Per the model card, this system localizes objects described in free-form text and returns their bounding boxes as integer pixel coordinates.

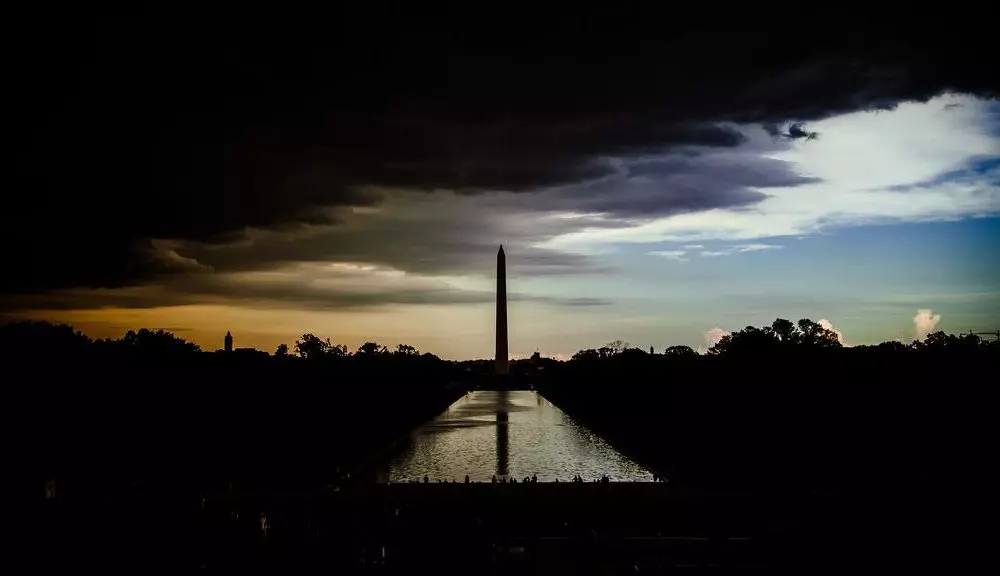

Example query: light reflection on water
[380,391,650,482]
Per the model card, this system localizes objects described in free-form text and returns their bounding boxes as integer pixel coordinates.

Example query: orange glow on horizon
[15,300,626,360]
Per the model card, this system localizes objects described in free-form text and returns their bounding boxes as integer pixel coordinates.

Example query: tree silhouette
[120,328,200,354]
[275,343,289,357]
[919,331,984,352]
[875,340,909,354]
[797,319,841,348]
[709,318,842,355]
[357,341,387,356]
[606,340,632,355]
[664,345,697,357]
[571,340,639,361]
[571,348,601,362]
[0,320,91,355]
[768,318,800,344]
[295,333,331,359]
[395,344,418,356]
[709,325,777,355]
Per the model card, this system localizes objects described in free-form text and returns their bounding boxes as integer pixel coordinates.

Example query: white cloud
[704,327,730,347]
[648,250,688,261]
[913,308,942,340]
[818,318,844,344]
[737,243,781,252]
[543,94,1000,248]
[683,244,705,249]
[697,243,782,257]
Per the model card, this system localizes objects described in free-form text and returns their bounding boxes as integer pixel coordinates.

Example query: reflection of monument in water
[495,392,509,477]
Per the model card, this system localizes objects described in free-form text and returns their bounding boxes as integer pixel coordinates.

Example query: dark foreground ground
[14,327,994,572]
[34,482,966,573]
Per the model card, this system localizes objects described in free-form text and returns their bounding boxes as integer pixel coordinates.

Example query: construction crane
[966,330,1000,341]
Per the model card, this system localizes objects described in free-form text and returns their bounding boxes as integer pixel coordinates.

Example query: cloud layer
[7,16,1000,297]
[545,95,999,249]
[4,261,612,313]
[11,94,999,318]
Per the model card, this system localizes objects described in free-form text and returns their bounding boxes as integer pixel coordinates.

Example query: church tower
[224,331,233,352]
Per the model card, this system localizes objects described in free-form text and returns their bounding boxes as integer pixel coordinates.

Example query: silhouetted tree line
[708,318,842,354]
[8,317,997,500]
[3,321,463,500]
[541,318,998,494]
[289,333,429,361]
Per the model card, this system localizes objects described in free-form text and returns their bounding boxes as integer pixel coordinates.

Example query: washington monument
[495,245,508,375]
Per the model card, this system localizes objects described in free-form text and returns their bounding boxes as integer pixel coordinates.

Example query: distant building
[224,331,233,352]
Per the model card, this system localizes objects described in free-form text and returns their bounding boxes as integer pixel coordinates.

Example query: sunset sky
[6,18,998,358]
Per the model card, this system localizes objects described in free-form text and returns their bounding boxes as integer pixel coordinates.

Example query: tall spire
[495,245,508,375]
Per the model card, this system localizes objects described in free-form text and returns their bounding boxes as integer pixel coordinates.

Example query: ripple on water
[380,391,650,482]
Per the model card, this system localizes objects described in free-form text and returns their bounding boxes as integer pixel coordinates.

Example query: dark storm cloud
[4,269,610,312]
[169,192,618,279]
[539,147,819,218]
[7,11,998,295]
[155,136,817,281]
[6,284,496,311]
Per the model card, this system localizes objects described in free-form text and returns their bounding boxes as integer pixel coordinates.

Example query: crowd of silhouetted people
[393,473,670,484]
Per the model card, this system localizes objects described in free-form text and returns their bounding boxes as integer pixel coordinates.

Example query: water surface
[379,390,650,482]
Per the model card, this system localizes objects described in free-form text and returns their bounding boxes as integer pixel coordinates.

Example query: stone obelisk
[495,245,509,375]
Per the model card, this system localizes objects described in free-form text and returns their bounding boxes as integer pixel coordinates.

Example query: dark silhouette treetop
[395,344,418,356]
[118,328,200,354]
[709,318,841,356]
[295,333,347,359]
[0,320,91,356]
[664,345,698,357]
[357,341,389,356]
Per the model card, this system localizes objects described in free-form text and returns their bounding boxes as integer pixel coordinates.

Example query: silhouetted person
[531,474,537,483]
[423,475,428,484]
[464,475,470,484]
